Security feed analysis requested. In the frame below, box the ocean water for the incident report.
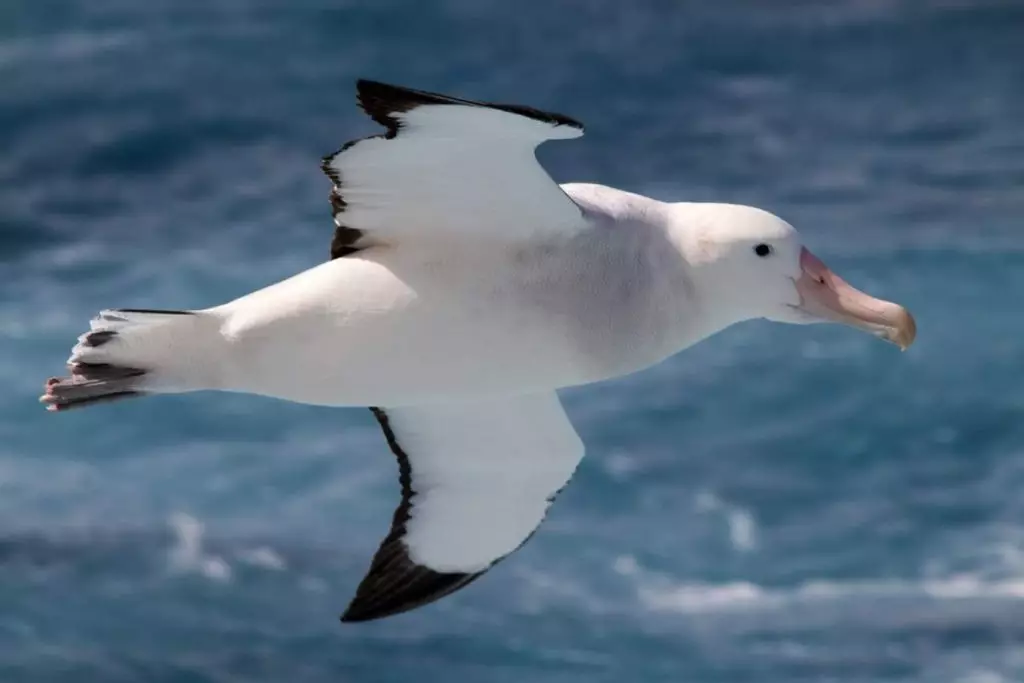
[2,0,1023,681]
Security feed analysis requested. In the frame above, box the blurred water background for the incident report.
[2,0,1023,681]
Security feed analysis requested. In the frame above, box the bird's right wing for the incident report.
[321,79,587,258]
[342,393,585,623]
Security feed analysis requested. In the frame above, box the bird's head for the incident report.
[673,203,916,350]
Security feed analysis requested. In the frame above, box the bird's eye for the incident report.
[753,243,773,258]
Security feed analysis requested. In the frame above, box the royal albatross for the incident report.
[41,79,916,623]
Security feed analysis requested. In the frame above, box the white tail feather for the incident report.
[68,309,219,394]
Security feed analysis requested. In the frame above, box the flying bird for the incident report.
[41,79,916,622]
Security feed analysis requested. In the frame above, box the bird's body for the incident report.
[90,183,720,407]
[204,184,698,406]
[42,79,916,623]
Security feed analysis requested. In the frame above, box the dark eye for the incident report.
[753,243,773,257]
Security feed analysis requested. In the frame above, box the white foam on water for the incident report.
[617,550,1024,618]
[957,670,1007,683]
[612,554,641,577]
[602,450,642,481]
[636,573,1024,615]
[237,546,286,571]
[642,580,771,613]
[167,512,232,582]
[694,490,758,552]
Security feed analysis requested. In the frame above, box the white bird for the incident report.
[41,79,916,622]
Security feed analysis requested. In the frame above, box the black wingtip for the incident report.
[336,407,491,624]
[340,567,484,623]
[110,308,193,315]
[354,78,584,132]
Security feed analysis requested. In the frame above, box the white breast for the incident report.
[206,248,594,405]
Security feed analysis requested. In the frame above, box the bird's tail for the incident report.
[41,308,217,412]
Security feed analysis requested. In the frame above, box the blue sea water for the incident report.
[2,0,1024,680]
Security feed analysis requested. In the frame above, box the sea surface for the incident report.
[2,1,1023,681]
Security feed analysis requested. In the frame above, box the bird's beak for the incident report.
[794,247,916,350]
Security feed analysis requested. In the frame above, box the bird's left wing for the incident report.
[321,79,587,258]
[342,393,585,623]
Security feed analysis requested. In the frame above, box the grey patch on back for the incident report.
[513,200,697,378]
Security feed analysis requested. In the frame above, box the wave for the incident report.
[609,554,1024,638]
[0,514,297,583]
[636,575,1024,615]
[167,512,288,582]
